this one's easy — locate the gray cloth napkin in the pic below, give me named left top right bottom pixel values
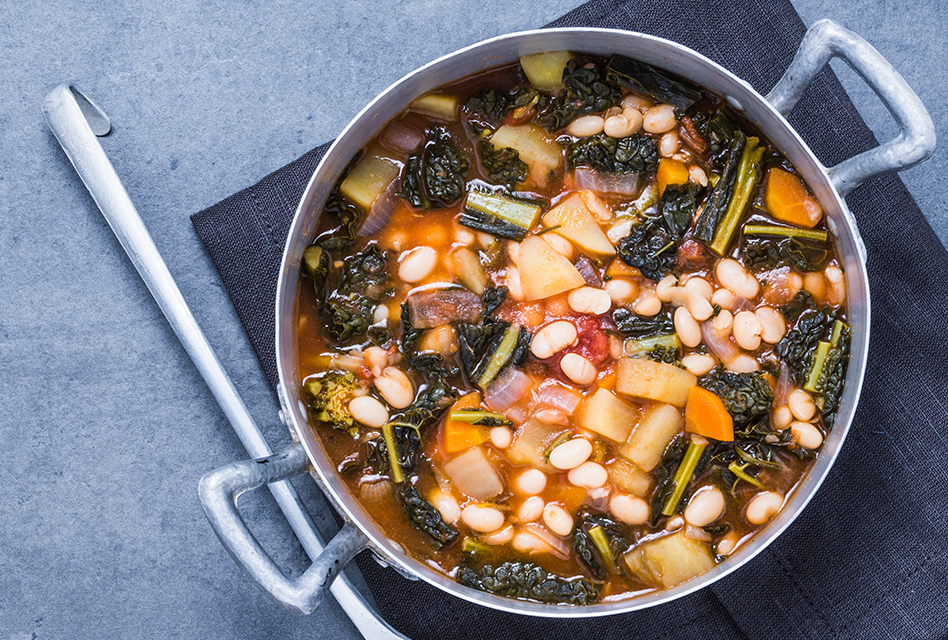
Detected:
left=192, top=0, right=948, bottom=637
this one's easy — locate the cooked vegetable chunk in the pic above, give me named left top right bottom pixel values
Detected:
left=443, top=447, right=504, bottom=500
left=619, top=403, right=683, bottom=472
left=517, top=235, right=586, bottom=301
left=622, top=531, right=715, bottom=589
left=541, top=192, right=615, bottom=257
left=616, top=357, right=697, bottom=407
left=765, top=167, right=823, bottom=228
left=519, top=50, right=573, bottom=91
left=576, top=388, right=639, bottom=443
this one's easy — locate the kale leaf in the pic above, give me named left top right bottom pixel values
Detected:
left=479, top=139, right=528, bottom=188
left=740, top=237, right=828, bottom=272
left=457, top=561, right=599, bottom=605
left=660, top=183, right=699, bottom=238
left=464, top=89, right=510, bottom=128
left=693, top=131, right=745, bottom=244
left=774, top=307, right=837, bottom=386
left=397, top=485, right=459, bottom=550
left=399, top=129, right=470, bottom=210
left=573, top=510, right=631, bottom=580
left=536, top=58, right=622, bottom=131
left=779, top=291, right=813, bottom=323
left=616, top=219, right=679, bottom=281
left=568, top=133, right=659, bottom=174
left=612, top=308, right=675, bottom=337
left=482, top=285, right=509, bottom=317
left=606, top=55, right=703, bottom=110
left=325, top=244, right=392, bottom=342
left=699, top=369, right=774, bottom=426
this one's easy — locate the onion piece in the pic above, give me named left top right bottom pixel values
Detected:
left=700, top=320, right=739, bottom=364
left=774, top=363, right=794, bottom=407
left=358, top=178, right=400, bottom=237
left=380, top=120, right=424, bottom=155
left=534, top=383, right=583, bottom=415
left=484, top=368, right=533, bottom=412
left=522, top=523, right=571, bottom=558
left=684, top=524, right=713, bottom=542
left=572, top=166, right=640, bottom=196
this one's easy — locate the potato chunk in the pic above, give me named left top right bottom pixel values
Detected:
left=619, top=403, right=683, bottom=472
left=576, top=387, right=639, bottom=443
left=623, top=531, right=716, bottom=589
left=490, top=124, right=563, bottom=188
left=517, top=235, right=585, bottom=301
left=442, top=447, right=504, bottom=501
left=615, top=357, right=697, bottom=407
left=505, top=418, right=569, bottom=472
left=542, top=193, right=615, bottom=257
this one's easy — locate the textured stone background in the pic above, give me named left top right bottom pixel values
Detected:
left=1, top=1, right=944, bottom=638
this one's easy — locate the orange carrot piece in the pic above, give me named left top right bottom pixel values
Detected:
left=764, top=167, right=823, bottom=228
left=684, top=386, right=734, bottom=442
left=441, top=392, right=488, bottom=454
left=656, top=158, right=690, bottom=196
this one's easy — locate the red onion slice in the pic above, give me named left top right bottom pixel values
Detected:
left=358, top=178, right=400, bottom=237
left=700, top=320, right=739, bottom=364
left=379, top=120, right=424, bottom=155
left=774, top=363, right=794, bottom=407
left=534, top=382, right=582, bottom=415
left=522, top=523, right=571, bottom=558
left=484, top=368, right=533, bottom=412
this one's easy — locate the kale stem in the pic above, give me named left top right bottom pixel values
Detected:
left=742, top=224, right=828, bottom=242
left=624, top=333, right=681, bottom=357
left=588, top=526, right=616, bottom=571
left=661, top=436, right=709, bottom=516
left=710, top=137, right=765, bottom=256
left=804, top=341, right=832, bottom=393
left=727, top=461, right=766, bottom=489
left=448, top=410, right=511, bottom=425
left=381, top=423, right=404, bottom=483
left=476, top=323, right=521, bottom=389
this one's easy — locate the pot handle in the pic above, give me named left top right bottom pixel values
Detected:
left=199, top=443, right=370, bottom=614
left=766, top=19, right=935, bottom=196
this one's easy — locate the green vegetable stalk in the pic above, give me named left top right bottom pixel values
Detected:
left=743, top=224, right=828, bottom=242
left=476, top=323, right=523, bottom=389
left=381, top=422, right=405, bottom=483
left=709, top=136, right=765, bottom=256
left=661, top=437, right=709, bottom=516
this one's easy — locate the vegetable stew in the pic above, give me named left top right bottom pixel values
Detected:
left=295, top=52, right=850, bottom=605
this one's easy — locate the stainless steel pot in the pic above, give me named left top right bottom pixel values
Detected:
left=199, top=20, right=934, bottom=618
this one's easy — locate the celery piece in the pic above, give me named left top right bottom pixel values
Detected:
left=661, top=437, right=709, bottom=516
left=461, top=537, right=492, bottom=558
left=463, top=190, right=543, bottom=241
left=476, top=323, right=522, bottom=389
left=804, top=341, right=832, bottom=393
left=709, top=137, right=765, bottom=256
left=743, top=224, right=828, bottom=242
left=381, top=423, right=404, bottom=484
left=624, top=333, right=681, bottom=357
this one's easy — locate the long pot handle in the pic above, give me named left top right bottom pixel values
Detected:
left=199, top=443, right=371, bottom=614
left=766, top=19, right=935, bottom=196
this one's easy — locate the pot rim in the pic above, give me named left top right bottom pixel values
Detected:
left=275, top=26, right=870, bottom=617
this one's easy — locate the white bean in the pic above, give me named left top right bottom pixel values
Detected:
left=534, top=408, right=568, bottom=426
left=348, top=396, right=389, bottom=428
left=506, top=266, right=524, bottom=301
left=656, top=275, right=712, bottom=321
left=542, top=503, right=574, bottom=536
left=489, top=426, right=513, bottom=449
left=756, top=306, right=786, bottom=344
left=633, top=289, right=662, bottom=316
left=549, top=438, right=594, bottom=470
left=373, top=367, right=414, bottom=409
left=604, top=114, right=635, bottom=138
left=621, top=94, right=652, bottom=112
left=373, top=304, right=389, bottom=324
left=788, top=389, right=817, bottom=421
left=543, top=232, right=574, bottom=259
left=560, top=353, right=598, bottom=385
left=607, top=217, right=635, bottom=244
left=773, top=406, right=793, bottom=430
left=513, top=469, right=548, bottom=495
left=398, top=246, right=437, bottom=283
left=455, top=226, right=476, bottom=246
left=609, top=493, right=649, bottom=525
left=726, top=354, right=759, bottom=373
left=643, top=104, right=677, bottom=133
left=480, top=524, right=515, bottom=545
left=711, top=287, right=735, bottom=310
left=568, top=461, right=608, bottom=488
left=825, top=265, right=846, bottom=307
left=605, top=279, right=636, bottom=305
left=512, top=529, right=551, bottom=555
left=568, top=286, right=612, bottom=315
left=803, top=271, right=826, bottom=300
left=363, top=346, right=390, bottom=377
left=567, top=115, right=605, bottom=138
left=621, top=107, right=645, bottom=132
left=516, top=496, right=545, bottom=523
left=711, top=308, right=733, bottom=335
left=461, top=505, right=505, bottom=533
left=716, top=531, right=740, bottom=556
left=732, top=310, right=763, bottom=351
left=745, top=492, right=784, bottom=526
left=674, top=306, right=702, bottom=348
left=716, top=258, right=760, bottom=300
left=531, top=320, right=579, bottom=359
left=683, top=277, right=713, bottom=301
left=791, top=421, right=824, bottom=449
left=658, top=131, right=679, bottom=157
left=682, top=353, right=716, bottom=376
left=506, top=240, right=520, bottom=265
left=684, top=486, right=726, bottom=527
left=429, top=489, right=460, bottom=524
left=689, top=165, right=709, bottom=187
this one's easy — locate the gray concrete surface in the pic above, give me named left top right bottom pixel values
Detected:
left=1, top=1, right=944, bottom=638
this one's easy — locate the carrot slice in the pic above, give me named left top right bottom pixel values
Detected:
left=684, top=386, right=734, bottom=442
left=656, top=158, right=690, bottom=196
left=764, top=167, right=823, bottom=228
left=441, top=392, right=489, bottom=454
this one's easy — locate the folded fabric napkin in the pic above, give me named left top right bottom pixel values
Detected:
left=192, top=0, right=948, bottom=637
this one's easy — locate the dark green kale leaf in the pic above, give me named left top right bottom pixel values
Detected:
left=315, top=153, right=364, bottom=251
left=740, top=237, right=828, bottom=272
left=606, top=55, right=703, bottom=110
left=456, top=318, right=511, bottom=380
left=572, top=510, right=631, bottom=580
left=568, top=133, right=659, bottom=174
left=813, top=324, right=851, bottom=429
left=325, top=244, right=392, bottom=342
left=479, top=139, right=528, bottom=188
left=616, top=219, right=678, bottom=282
left=457, top=562, right=599, bottom=605
left=401, top=378, right=457, bottom=430
left=612, top=308, right=674, bottom=337
left=536, top=58, right=622, bottom=131
left=648, top=435, right=687, bottom=525
left=774, top=307, right=837, bottom=386
left=464, top=89, right=510, bottom=128
left=483, top=285, right=509, bottom=317
left=399, top=129, right=470, bottom=210
left=699, top=369, right=774, bottom=426
left=409, top=353, right=459, bottom=381
left=368, top=423, right=422, bottom=479
left=397, top=485, right=459, bottom=550
left=660, top=183, right=699, bottom=238
left=693, top=131, right=745, bottom=244
left=647, top=344, right=682, bottom=366
left=400, top=302, right=424, bottom=354
left=692, top=107, right=740, bottom=151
